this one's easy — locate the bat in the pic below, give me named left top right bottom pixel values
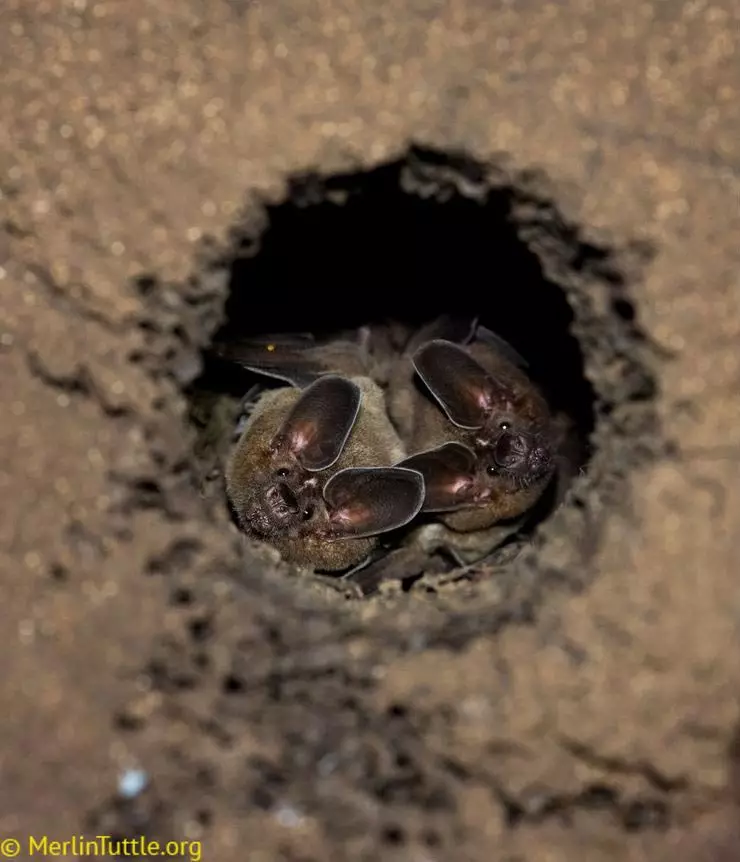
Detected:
left=224, top=374, right=425, bottom=572
left=401, top=337, right=556, bottom=526
left=216, top=318, right=573, bottom=589
left=393, top=333, right=562, bottom=566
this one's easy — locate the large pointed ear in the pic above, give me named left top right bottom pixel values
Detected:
left=474, top=325, right=529, bottom=369
left=413, top=339, right=514, bottom=429
left=398, top=443, right=478, bottom=512
left=272, top=376, right=361, bottom=471
left=322, top=467, right=425, bottom=540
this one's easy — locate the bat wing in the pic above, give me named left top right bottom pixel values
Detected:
left=215, top=335, right=370, bottom=388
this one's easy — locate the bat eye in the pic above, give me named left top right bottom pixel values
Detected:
left=498, top=421, right=511, bottom=431
left=486, top=464, right=498, bottom=476
left=302, top=504, right=314, bottom=521
left=275, top=467, right=290, bottom=478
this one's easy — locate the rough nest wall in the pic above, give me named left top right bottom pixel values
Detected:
left=1, top=1, right=739, bottom=861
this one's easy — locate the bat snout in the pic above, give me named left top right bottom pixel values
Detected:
left=264, top=481, right=302, bottom=525
left=492, top=432, right=528, bottom=470
left=488, top=428, right=554, bottom=485
left=276, top=482, right=300, bottom=513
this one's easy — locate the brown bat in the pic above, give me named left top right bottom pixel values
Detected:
left=217, top=319, right=571, bottom=586
left=399, top=336, right=557, bottom=529
left=329, top=321, right=565, bottom=587
left=225, top=374, right=425, bottom=572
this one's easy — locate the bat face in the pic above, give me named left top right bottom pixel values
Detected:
left=400, top=337, right=557, bottom=534
left=225, top=375, right=425, bottom=572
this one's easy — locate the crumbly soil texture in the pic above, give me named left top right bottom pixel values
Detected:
left=85, top=149, right=680, bottom=859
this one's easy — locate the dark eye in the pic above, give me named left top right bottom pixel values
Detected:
left=498, top=421, right=511, bottom=431
left=275, top=467, right=290, bottom=478
left=486, top=464, right=498, bottom=476
left=301, top=505, right=314, bottom=521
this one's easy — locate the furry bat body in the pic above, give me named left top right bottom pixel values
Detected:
left=225, top=375, right=424, bottom=572
left=219, top=319, right=576, bottom=588
left=394, top=334, right=568, bottom=567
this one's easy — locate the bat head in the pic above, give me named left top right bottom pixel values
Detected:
left=407, top=339, right=556, bottom=515
left=226, top=375, right=425, bottom=570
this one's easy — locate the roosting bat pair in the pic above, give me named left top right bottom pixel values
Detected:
left=220, top=318, right=561, bottom=588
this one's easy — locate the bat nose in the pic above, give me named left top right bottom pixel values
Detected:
left=265, top=482, right=301, bottom=523
left=493, top=432, right=527, bottom=468
left=277, top=482, right=299, bottom=513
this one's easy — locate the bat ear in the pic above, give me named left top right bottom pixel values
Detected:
left=398, top=443, right=478, bottom=512
left=473, top=325, right=529, bottom=369
left=413, top=340, right=513, bottom=429
left=272, top=376, right=361, bottom=471
left=322, top=467, right=425, bottom=540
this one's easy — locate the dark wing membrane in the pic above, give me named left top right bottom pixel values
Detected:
left=216, top=336, right=369, bottom=388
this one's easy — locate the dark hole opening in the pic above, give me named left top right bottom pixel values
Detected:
left=186, top=147, right=599, bottom=573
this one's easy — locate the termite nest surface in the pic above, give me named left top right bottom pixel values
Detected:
left=139, top=145, right=661, bottom=599
left=111, top=147, right=668, bottom=855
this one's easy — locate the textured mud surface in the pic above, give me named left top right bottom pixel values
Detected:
left=2, top=1, right=740, bottom=860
